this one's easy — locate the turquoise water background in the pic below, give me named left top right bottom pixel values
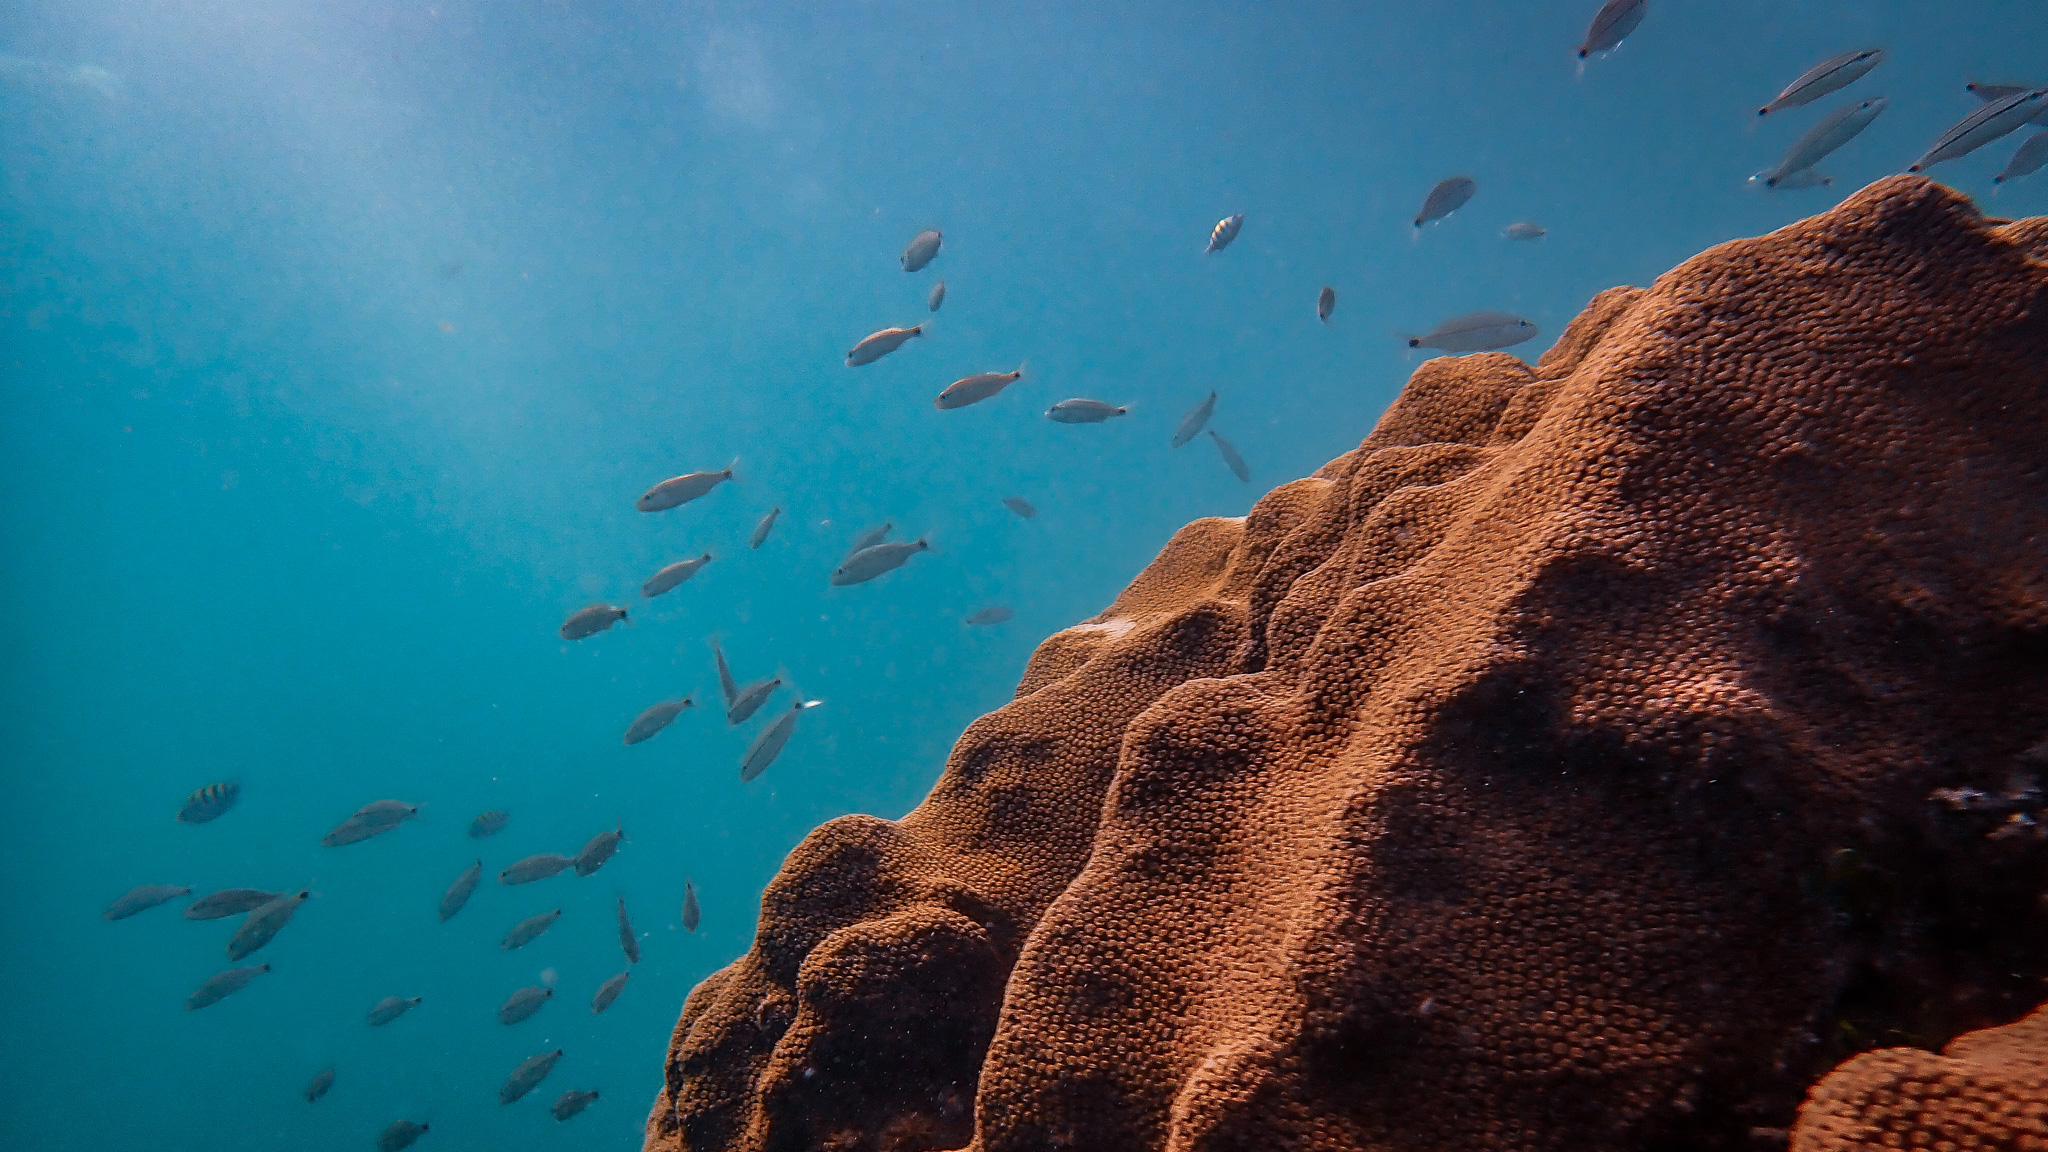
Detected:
left=3, top=2, right=2044, bottom=1149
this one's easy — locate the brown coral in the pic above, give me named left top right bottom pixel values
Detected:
left=646, top=176, right=2048, bottom=1152
left=1790, top=1005, right=2048, bottom=1152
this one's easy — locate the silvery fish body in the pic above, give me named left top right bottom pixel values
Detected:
left=1414, top=176, right=1475, bottom=227
left=1911, top=89, right=2048, bottom=171
left=1407, top=311, right=1539, bottom=353
left=228, top=889, right=309, bottom=960
left=1759, top=48, right=1883, bottom=116
left=750, top=507, right=780, bottom=549
left=1502, top=221, right=1546, bottom=240
left=573, top=828, right=624, bottom=876
left=177, top=781, right=240, bottom=824
left=1578, top=0, right=1646, bottom=58
left=303, top=1068, right=334, bottom=1102
left=552, top=1089, right=600, bottom=1121
left=641, top=553, right=712, bottom=597
left=927, top=280, right=945, bottom=311
left=846, top=523, right=892, bottom=558
left=377, top=1120, right=428, bottom=1152
left=616, top=896, right=640, bottom=964
left=1969, top=82, right=2034, bottom=103
left=1764, top=97, right=1886, bottom=184
left=624, top=698, right=692, bottom=744
left=728, top=677, right=781, bottom=725
left=499, top=1049, right=564, bottom=1104
left=185, top=888, right=281, bottom=920
left=1209, top=430, right=1250, bottom=483
left=558, top=604, right=628, bottom=640
left=1997, top=131, right=2048, bottom=183
left=439, top=861, right=481, bottom=922
left=366, top=995, right=421, bottom=1026
left=1317, top=286, right=1336, bottom=322
left=321, top=800, right=418, bottom=847
left=1046, top=398, right=1127, bottom=423
left=1753, top=167, right=1832, bottom=191
left=831, top=540, right=930, bottom=586
left=712, top=638, right=739, bottom=706
left=846, top=325, right=922, bottom=367
left=1203, top=214, right=1243, bottom=253
left=901, top=229, right=942, bottom=271
left=499, top=854, right=574, bottom=885
left=469, top=810, right=510, bottom=838
left=501, top=909, right=562, bottom=950
left=935, top=368, right=1022, bottom=409
left=1172, top=391, right=1216, bottom=448
left=636, top=463, right=735, bottom=512
left=105, top=884, right=190, bottom=921
left=186, top=963, right=269, bottom=1010
left=592, top=971, right=630, bottom=1013
left=498, top=985, right=552, bottom=1025
left=681, top=880, right=701, bottom=931
left=1002, top=496, right=1037, bottom=519
left=741, top=700, right=822, bottom=782
left=965, top=606, right=1013, bottom=626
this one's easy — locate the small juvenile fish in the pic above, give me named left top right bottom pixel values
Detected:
left=1209, top=430, right=1250, bottom=483
left=636, top=462, right=736, bottom=512
left=1502, top=221, right=1546, bottom=240
left=1414, top=177, right=1476, bottom=228
left=552, top=1089, right=600, bottom=1122
left=1997, top=131, right=2048, bottom=183
left=499, top=1049, right=564, bottom=1104
left=439, top=861, right=481, bottom=922
left=934, top=367, right=1024, bottom=410
left=846, top=325, right=923, bottom=367
left=501, top=909, right=562, bottom=951
left=177, top=782, right=240, bottom=824
left=470, top=810, right=510, bottom=838
left=750, top=507, right=780, bottom=549
left=1405, top=311, right=1538, bottom=354
left=680, top=880, right=701, bottom=931
left=499, top=854, right=574, bottom=885
left=741, top=699, right=822, bottom=782
left=321, top=800, right=419, bottom=847
left=1752, top=167, right=1832, bottom=191
left=1578, top=0, right=1646, bottom=59
left=105, top=884, right=191, bottom=921
left=592, top=971, right=630, bottom=1013
left=641, top=553, right=712, bottom=598
left=831, top=539, right=930, bottom=586
left=1203, top=214, right=1243, bottom=253
left=965, top=606, right=1013, bottom=626
left=186, top=963, right=270, bottom=1010
left=1316, top=286, right=1336, bottom=323
left=498, top=985, right=553, bottom=1025
left=624, top=698, right=692, bottom=744
left=1002, top=496, right=1037, bottom=519
left=1172, top=391, right=1216, bottom=448
left=616, top=896, right=639, bottom=964
left=927, top=280, right=946, bottom=312
left=901, top=229, right=942, bottom=272
left=377, top=1120, right=429, bottom=1152
left=1760, top=97, right=1887, bottom=185
left=186, top=889, right=281, bottom=920
left=1046, top=398, right=1127, bottom=424
left=228, top=888, right=310, bottom=960
left=574, top=827, right=625, bottom=876
left=847, top=523, right=892, bottom=558
left=1911, top=89, right=2048, bottom=172
left=1759, top=48, right=1884, bottom=116
left=303, top=1068, right=334, bottom=1103
left=728, top=676, right=782, bottom=725
left=366, top=995, right=421, bottom=1026
left=559, top=604, right=628, bottom=640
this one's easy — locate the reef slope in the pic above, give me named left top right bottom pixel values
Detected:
left=647, top=176, right=2048, bottom=1152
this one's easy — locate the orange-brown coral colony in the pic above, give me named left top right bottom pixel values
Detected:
left=647, top=176, right=2048, bottom=1152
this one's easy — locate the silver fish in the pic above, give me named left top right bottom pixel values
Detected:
left=1406, top=311, right=1538, bottom=354
left=551, top=1089, right=600, bottom=1122
left=680, top=879, right=701, bottom=931
left=1761, top=97, right=1887, bottom=185
left=617, top=895, right=640, bottom=964
left=499, top=1049, right=564, bottom=1104
left=321, top=799, right=418, bottom=847
left=636, top=462, right=736, bottom=512
left=573, top=827, right=624, bottom=877
left=366, top=995, right=421, bottom=1026
left=1578, top=0, right=1646, bottom=59
left=846, top=523, right=892, bottom=558
left=1172, top=391, right=1216, bottom=448
left=831, top=539, right=930, bottom=586
left=1502, top=221, right=1546, bottom=240
left=185, top=963, right=269, bottom=1010
left=711, top=638, right=739, bottom=706
left=304, top=1068, right=334, bottom=1103
left=558, top=604, right=628, bottom=640
left=728, top=676, right=782, bottom=725
left=927, top=280, right=946, bottom=312
left=741, top=699, right=823, bottom=782
left=965, top=606, right=1013, bottom=626
left=498, top=985, right=552, bottom=1025
left=376, top=1120, right=429, bottom=1152
left=438, top=861, right=481, bottom=922
left=1209, top=430, right=1250, bottom=483
left=750, top=507, right=780, bottom=549
left=1969, top=81, right=2038, bottom=104
left=1414, top=177, right=1475, bottom=228
left=499, top=854, right=574, bottom=885
left=501, top=909, right=561, bottom=951
left=592, top=971, right=630, bottom=1013
left=1046, top=398, right=1127, bottom=423
left=1997, top=131, right=2048, bottom=183
left=185, top=888, right=282, bottom=921
left=934, top=367, right=1023, bottom=410
left=1317, top=286, right=1336, bottom=323
left=104, top=884, right=190, bottom=921
left=1751, top=167, right=1832, bottom=192
left=177, top=781, right=240, bottom=824
left=641, top=553, right=712, bottom=598
left=901, top=229, right=942, bottom=272
left=1911, top=89, right=2048, bottom=172
left=1759, top=48, right=1884, bottom=117
left=228, top=888, right=309, bottom=960
left=846, top=325, right=923, bottom=367
left=1203, top=214, right=1243, bottom=253
left=1002, top=496, right=1037, bottom=519
left=469, top=810, right=509, bottom=838
left=624, top=698, right=692, bottom=744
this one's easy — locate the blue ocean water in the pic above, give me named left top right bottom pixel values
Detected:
left=1, top=2, right=2042, bottom=1149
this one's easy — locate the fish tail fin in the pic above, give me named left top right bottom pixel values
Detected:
left=724, top=457, right=740, bottom=480
left=1574, top=56, right=1586, bottom=83
left=1015, top=359, right=1027, bottom=379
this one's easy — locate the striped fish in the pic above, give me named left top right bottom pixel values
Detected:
left=1203, top=214, right=1243, bottom=254
left=177, top=782, right=240, bottom=824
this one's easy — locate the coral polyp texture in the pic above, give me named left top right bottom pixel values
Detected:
left=646, top=175, right=2048, bottom=1152
left=1790, top=1004, right=2047, bottom=1152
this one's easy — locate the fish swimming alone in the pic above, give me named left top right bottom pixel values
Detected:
left=681, top=879, right=701, bottom=931
left=105, top=884, right=191, bottom=921
left=1578, top=0, right=1646, bottom=60
left=186, top=963, right=270, bottom=1010
left=934, top=367, right=1024, bottom=410
left=1413, top=176, right=1475, bottom=229
left=1405, top=311, right=1539, bottom=354
left=1758, top=48, right=1884, bottom=116
left=552, top=1089, right=600, bottom=1122
left=831, top=539, right=930, bottom=586
left=1911, top=89, right=2048, bottom=172
left=1172, top=391, right=1216, bottom=448
left=965, top=606, right=1013, bottom=626
left=741, top=699, right=823, bottom=782
left=750, top=507, right=780, bottom=549
left=1997, top=131, right=2048, bottom=183
left=616, top=896, right=640, bottom=964
left=321, top=799, right=419, bottom=847
left=185, top=888, right=282, bottom=920
left=499, top=853, right=574, bottom=885
left=366, top=995, right=421, bottom=1026
left=438, top=861, right=481, bottom=922
left=1502, top=221, right=1546, bottom=240
left=641, top=553, right=712, bottom=597
left=177, top=781, right=240, bottom=824
left=573, top=827, right=624, bottom=876
left=846, top=325, right=922, bottom=367
left=1209, top=430, right=1250, bottom=483
left=1757, top=97, right=1887, bottom=187
left=728, top=676, right=782, bottom=725
left=376, top=1120, right=428, bottom=1152
left=1317, top=286, right=1336, bottom=323
left=592, top=971, right=630, bottom=1013
left=1203, top=214, right=1243, bottom=253
left=1046, top=398, right=1127, bottom=424
left=636, top=462, right=736, bottom=512
left=469, top=810, right=509, bottom=838
left=499, top=1049, right=564, bottom=1104
left=927, top=280, right=946, bottom=311
left=303, top=1068, right=334, bottom=1103
left=623, top=697, right=692, bottom=744
left=501, top=909, right=562, bottom=951
left=1002, top=496, right=1037, bottom=519
left=498, top=985, right=552, bottom=1025
left=558, top=603, right=628, bottom=640
left=227, top=888, right=310, bottom=961
left=901, top=229, right=942, bottom=271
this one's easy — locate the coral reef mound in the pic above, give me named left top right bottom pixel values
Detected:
left=1790, top=1005, right=2047, bottom=1152
left=647, top=175, right=2048, bottom=1152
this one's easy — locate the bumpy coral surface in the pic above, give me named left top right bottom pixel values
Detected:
left=646, top=176, right=2048, bottom=1152
left=1790, top=1005, right=2047, bottom=1152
